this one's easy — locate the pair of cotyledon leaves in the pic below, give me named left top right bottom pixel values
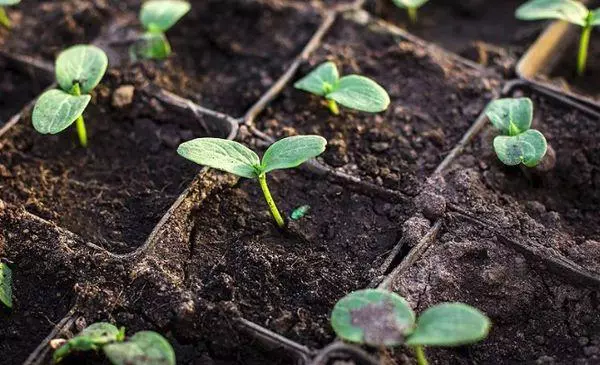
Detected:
left=0, top=263, right=12, bottom=309
left=294, top=61, right=390, bottom=113
left=485, top=98, right=548, bottom=167
left=331, top=289, right=490, bottom=348
left=54, top=322, right=175, bottom=365
left=516, top=0, right=600, bottom=27
left=32, top=45, right=108, bottom=135
left=135, top=0, right=190, bottom=59
left=177, top=135, right=327, bottom=179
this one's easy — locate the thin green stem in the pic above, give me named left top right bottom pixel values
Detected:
left=258, top=173, right=285, bottom=228
left=71, top=83, right=88, bottom=147
left=407, top=7, right=418, bottom=24
left=578, top=23, right=592, bottom=76
left=327, top=99, right=339, bottom=115
left=413, top=345, right=429, bottom=365
left=0, top=7, right=11, bottom=29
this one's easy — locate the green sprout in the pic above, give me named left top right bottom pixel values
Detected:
left=485, top=97, right=548, bottom=167
left=294, top=61, right=390, bottom=115
left=0, top=263, right=12, bottom=309
left=516, top=0, right=600, bottom=75
left=132, top=0, right=190, bottom=60
left=53, top=322, right=175, bottom=365
left=32, top=45, right=108, bottom=147
left=0, top=0, right=19, bottom=29
left=177, top=136, right=327, bottom=228
left=331, top=289, right=490, bottom=365
left=391, top=0, right=429, bottom=24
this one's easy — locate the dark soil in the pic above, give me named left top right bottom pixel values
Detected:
left=0, top=59, right=49, bottom=124
left=256, top=18, right=498, bottom=196
left=444, top=87, right=600, bottom=274
left=392, top=218, right=600, bottom=364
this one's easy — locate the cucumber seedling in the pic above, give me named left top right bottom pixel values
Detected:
left=132, top=0, right=191, bottom=60
left=0, top=262, right=12, bottom=309
left=516, top=0, right=600, bottom=75
left=294, top=61, right=390, bottom=115
left=53, top=322, right=175, bottom=365
left=331, top=289, right=490, bottom=365
left=177, top=136, right=327, bottom=228
left=485, top=97, right=549, bottom=168
left=32, top=44, right=108, bottom=147
left=392, top=0, right=429, bottom=24
left=0, top=0, right=19, bottom=29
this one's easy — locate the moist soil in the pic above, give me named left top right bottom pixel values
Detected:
left=365, top=0, right=545, bottom=77
left=256, top=18, right=498, bottom=196
left=0, top=59, right=49, bottom=124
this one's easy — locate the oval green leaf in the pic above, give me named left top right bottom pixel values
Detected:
left=331, top=289, right=416, bottom=347
left=53, top=323, right=124, bottom=363
left=392, top=0, right=429, bottom=9
left=327, top=75, right=390, bottom=113
left=0, top=0, right=20, bottom=5
left=132, top=32, right=172, bottom=60
left=406, top=303, right=491, bottom=347
left=493, top=129, right=548, bottom=167
left=485, top=97, right=533, bottom=136
left=515, top=0, right=588, bottom=26
left=294, top=61, right=340, bottom=96
left=591, top=8, right=600, bottom=26
left=140, top=0, right=191, bottom=32
left=55, top=45, right=108, bottom=94
left=0, top=263, right=12, bottom=309
left=32, top=89, right=91, bottom=135
left=261, top=135, right=327, bottom=174
left=104, top=331, right=175, bottom=365
left=177, top=138, right=261, bottom=179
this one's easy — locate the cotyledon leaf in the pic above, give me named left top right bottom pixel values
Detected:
left=0, top=0, right=20, bottom=5
left=392, top=0, right=429, bottom=8
left=103, top=331, right=175, bottom=365
left=515, top=0, right=589, bottom=26
left=32, top=89, right=91, bottom=134
left=0, top=263, right=12, bottom=309
left=485, top=97, right=533, bottom=135
left=493, top=129, right=548, bottom=167
left=261, top=135, right=327, bottom=174
left=140, top=0, right=191, bottom=32
left=55, top=45, right=108, bottom=94
left=294, top=61, right=340, bottom=96
left=53, top=323, right=125, bottom=363
left=326, top=75, right=390, bottom=113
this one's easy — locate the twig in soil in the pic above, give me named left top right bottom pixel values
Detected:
left=310, top=341, right=380, bottom=365
left=23, top=307, right=77, bottom=365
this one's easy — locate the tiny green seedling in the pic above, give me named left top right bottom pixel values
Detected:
left=32, top=45, right=108, bottom=147
left=331, top=289, right=490, bottom=365
left=392, top=0, right=429, bottom=24
left=516, top=0, right=600, bottom=75
left=53, top=322, right=175, bottom=365
left=132, top=0, right=190, bottom=60
left=177, top=136, right=327, bottom=228
left=485, top=97, right=548, bottom=167
left=0, top=262, right=12, bottom=309
left=0, top=0, right=19, bottom=29
left=294, top=61, right=390, bottom=115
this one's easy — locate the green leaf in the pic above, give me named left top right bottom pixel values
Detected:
left=294, top=61, right=340, bottom=96
left=590, top=8, right=600, bottom=26
left=55, top=45, right=108, bottom=94
left=392, top=0, right=429, bottom=9
left=32, top=89, right=91, bottom=135
left=104, top=331, right=175, bottom=365
left=132, top=32, right=172, bottom=60
left=406, top=303, right=491, bottom=347
left=0, top=263, right=12, bottom=309
left=493, top=129, right=548, bottom=167
left=53, top=323, right=124, bottom=363
left=291, top=205, right=310, bottom=220
left=327, top=75, right=390, bottom=113
left=485, top=98, right=533, bottom=136
left=261, top=135, right=327, bottom=174
left=515, top=0, right=589, bottom=26
left=331, top=289, right=416, bottom=347
left=140, top=0, right=191, bottom=32
left=0, top=0, right=20, bottom=5
left=177, top=138, right=261, bottom=179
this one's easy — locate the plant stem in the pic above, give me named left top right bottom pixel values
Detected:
left=258, top=173, right=285, bottom=228
left=407, top=7, right=418, bottom=24
left=71, top=83, right=88, bottom=147
left=578, top=23, right=592, bottom=76
left=327, top=99, right=339, bottom=115
left=413, top=345, right=429, bottom=365
left=0, top=7, right=11, bottom=29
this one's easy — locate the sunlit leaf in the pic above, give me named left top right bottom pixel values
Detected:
left=140, top=0, right=190, bottom=32
left=32, top=89, right=90, bottom=134
left=261, top=135, right=327, bottom=173
left=55, top=45, right=108, bottom=94
left=391, top=0, right=429, bottom=8
left=327, top=75, right=390, bottom=113
left=294, top=61, right=339, bottom=96
left=515, top=0, right=589, bottom=26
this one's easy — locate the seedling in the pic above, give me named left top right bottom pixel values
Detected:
left=331, top=289, right=490, bottom=365
left=0, top=262, right=12, bottom=309
left=485, top=97, right=548, bottom=167
left=32, top=45, right=108, bottom=147
left=0, top=0, right=19, bottom=29
left=391, top=0, right=429, bottom=24
left=132, top=0, right=191, bottom=60
left=53, top=322, right=175, bottom=365
left=177, top=136, right=327, bottom=228
left=516, top=0, right=600, bottom=75
left=294, top=61, right=390, bottom=115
